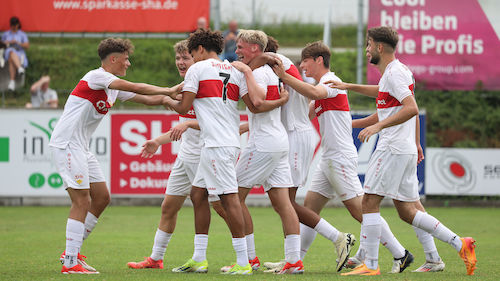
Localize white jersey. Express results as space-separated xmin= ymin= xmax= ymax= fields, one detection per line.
xmin=177 ymin=107 xmax=202 ymax=163
xmin=276 ymin=53 xmax=313 ymax=132
xmin=183 ymin=58 xmax=247 ymax=148
xmin=49 ymin=67 xmax=136 ymax=150
xmin=315 ymin=72 xmax=357 ymax=159
xmin=247 ymin=64 xmax=289 ymax=152
xmin=376 ymin=59 xmax=417 ymax=155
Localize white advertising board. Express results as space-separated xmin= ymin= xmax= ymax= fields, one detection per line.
xmin=426 ymin=148 xmax=500 ymax=195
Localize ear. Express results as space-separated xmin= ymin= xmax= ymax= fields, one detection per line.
xmin=315 ymin=56 xmax=324 ymax=66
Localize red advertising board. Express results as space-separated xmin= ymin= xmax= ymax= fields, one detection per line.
xmin=368 ymin=0 xmax=500 ymax=90
xmin=1 ymin=0 xmax=209 ymax=32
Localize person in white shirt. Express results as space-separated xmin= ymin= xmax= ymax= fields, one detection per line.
xmin=328 ymin=26 xmax=477 ymax=276
xmin=26 ymin=75 xmax=58 ymax=108
xmin=49 ymin=38 xmax=182 ymax=275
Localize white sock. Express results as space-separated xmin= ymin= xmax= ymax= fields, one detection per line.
xmin=64 ymin=219 xmax=85 ymax=268
xmin=380 ymin=216 xmax=405 ymax=259
xmin=314 ymin=218 xmax=339 ymax=243
xmin=413 ymin=225 xmax=441 ymax=262
xmin=150 ymin=229 xmax=172 ymax=261
xmin=362 ymin=213 xmax=381 ymax=270
xmin=412 ymin=210 xmax=462 ymax=252
xmin=284 ymin=234 xmax=301 ymax=264
xmin=232 ymin=237 xmax=249 ymax=267
xmin=245 ymin=233 xmax=256 ymax=260
xmin=192 ymin=234 xmax=208 ymax=262
xmin=83 ymin=212 xmax=98 ymax=240
xmin=300 ymin=223 xmax=317 ymax=260
xmin=354 ymin=225 xmax=366 ymax=261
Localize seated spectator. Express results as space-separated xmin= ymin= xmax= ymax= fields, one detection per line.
xmin=2 ymin=16 xmax=29 ymax=91
xmin=221 ymin=20 xmax=239 ymax=62
xmin=25 ymin=75 xmax=58 ymax=109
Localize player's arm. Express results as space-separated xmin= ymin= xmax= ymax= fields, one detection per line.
xmin=358 ymin=95 xmax=418 ymax=142
xmin=239 ymin=122 xmax=249 ymax=135
xmin=231 ymin=61 xmax=266 ymax=107
xmin=352 ymin=112 xmax=379 ymax=128
xmin=324 ymin=81 xmax=379 ymax=98
xmin=169 ymin=120 xmax=200 ymax=141
xmin=241 ymin=86 xmax=289 ymax=113
xmin=141 ymin=131 xmax=173 ymax=158
xmin=416 ymin=113 xmax=424 ymax=164
xmin=162 ymin=91 xmax=196 ymax=115
xmin=127 ymin=94 xmax=166 ymax=106
xmin=271 ymin=58 xmax=328 ymax=100
xmin=109 ymin=79 xmax=183 ymax=97
xmin=308 ymin=101 xmax=316 ymax=120
xmin=247 ymin=53 xmax=278 ymax=70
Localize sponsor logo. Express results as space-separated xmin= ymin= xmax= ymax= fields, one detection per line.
xmin=432 ymin=151 xmax=475 ymax=193
xmin=377 ymin=99 xmax=386 ymax=105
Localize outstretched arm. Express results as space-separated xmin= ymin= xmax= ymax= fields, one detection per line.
xmin=141 ymin=131 xmax=173 ymax=158
xmin=352 ymin=112 xmax=378 ymax=128
xmin=109 ymin=79 xmax=183 ymax=97
xmin=324 ymin=80 xmax=379 ymax=98
xmin=162 ymin=91 xmax=196 ymax=115
xmin=127 ymin=94 xmax=166 ymax=106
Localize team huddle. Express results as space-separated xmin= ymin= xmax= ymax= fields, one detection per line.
xmin=49 ymin=26 xmax=477 ymax=276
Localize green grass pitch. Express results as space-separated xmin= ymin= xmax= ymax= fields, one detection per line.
xmin=1 ymin=205 xmax=498 ymax=280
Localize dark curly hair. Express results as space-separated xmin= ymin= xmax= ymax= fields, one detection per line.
xmin=97 ymin=38 xmax=134 ymax=60
xmin=265 ymin=36 xmax=279 ymax=53
xmin=187 ymin=29 xmax=223 ymax=55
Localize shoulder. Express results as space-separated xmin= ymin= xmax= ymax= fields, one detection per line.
xmin=319 ymin=72 xmax=341 ymax=83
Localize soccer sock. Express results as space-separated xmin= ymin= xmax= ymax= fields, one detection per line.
xmin=413 ymin=225 xmax=441 ymax=262
xmin=150 ymin=229 xmax=172 ymax=261
xmin=412 ymin=210 xmax=462 ymax=252
xmin=83 ymin=212 xmax=98 ymax=240
xmin=64 ymin=219 xmax=85 ymax=268
xmin=192 ymin=234 xmax=208 ymax=262
xmin=380 ymin=216 xmax=405 ymax=259
xmin=245 ymin=233 xmax=256 ymax=260
xmin=300 ymin=223 xmax=317 ymax=260
xmin=314 ymin=218 xmax=339 ymax=243
xmin=284 ymin=234 xmax=301 ymax=264
xmin=232 ymin=237 xmax=249 ymax=267
xmin=362 ymin=213 xmax=381 ymax=270
xmin=354 ymin=225 xmax=366 ymax=261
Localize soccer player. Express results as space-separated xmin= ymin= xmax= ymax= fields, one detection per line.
xmin=226 ymin=29 xmax=305 ymax=274
xmin=326 ymin=26 xmax=476 ymax=276
xmin=270 ymin=41 xmax=414 ymax=273
xmin=126 ymin=40 xmax=230 ymax=270
xmin=49 ymin=38 xmax=182 ymax=274
xmin=162 ymin=29 xmax=254 ymax=275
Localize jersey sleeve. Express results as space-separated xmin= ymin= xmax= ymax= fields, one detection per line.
xmin=20 ymin=31 xmax=29 ymax=43
xmin=117 ymin=90 xmax=137 ymax=101
xmin=87 ymin=70 xmax=119 ymax=90
xmin=388 ymin=69 xmax=413 ymax=102
xmin=252 ymin=67 xmax=268 ymax=91
xmin=183 ymin=63 xmax=200 ymax=94
xmin=236 ymin=71 xmax=248 ymax=98
xmin=319 ymin=75 xmax=346 ymax=98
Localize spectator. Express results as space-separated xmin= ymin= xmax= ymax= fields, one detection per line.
xmin=26 ymin=75 xmax=58 ymax=109
xmin=221 ymin=20 xmax=239 ymax=62
xmin=193 ymin=16 xmax=208 ymax=32
xmin=2 ymin=16 xmax=29 ymax=91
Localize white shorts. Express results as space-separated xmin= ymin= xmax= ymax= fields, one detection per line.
xmin=288 ymin=129 xmax=316 ymax=188
xmin=236 ymin=146 xmax=293 ymax=191
xmin=50 ymin=145 xmax=105 ymax=190
xmin=192 ymin=146 xmax=239 ymax=196
xmin=166 ymin=158 xmax=220 ymax=202
xmin=363 ymin=149 xmax=419 ymax=202
xmin=309 ymin=156 xmax=363 ymax=201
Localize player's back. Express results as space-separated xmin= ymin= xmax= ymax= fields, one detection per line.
xmin=183 ymin=59 xmax=248 ymax=148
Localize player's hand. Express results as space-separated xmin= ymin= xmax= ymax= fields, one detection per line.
xmin=162 ymin=96 xmax=174 ymax=110
xmin=279 ymin=86 xmax=289 ymax=103
xmin=239 ymin=122 xmax=249 ymax=135
xmin=324 ymin=80 xmax=349 ymax=90
xmin=417 ymin=144 xmax=424 ymax=164
xmin=170 ymin=123 xmax=188 ymax=141
xmin=270 ymin=58 xmax=286 ymax=78
xmin=358 ymin=124 xmax=381 ymax=143
xmin=141 ymin=140 xmax=160 ymax=158
xmin=168 ymin=82 xmax=184 ymax=96
xmin=231 ymin=61 xmax=252 ymax=74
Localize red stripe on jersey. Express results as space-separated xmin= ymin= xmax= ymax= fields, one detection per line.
xmin=266 ymin=85 xmax=280 ymax=100
xmin=71 ymin=80 xmax=110 ymax=115
xmin=196 ymin=80 xmax=239 ymax=101
xmin=376 ymin=91 xmax=401 ymax=108
xmin=180 ymin=106 xmax=196 ymax=119
xmin=285 ymin=64 xmax=303 ymax=81
xmin=314 ymin=94 xmax=350 ymax=116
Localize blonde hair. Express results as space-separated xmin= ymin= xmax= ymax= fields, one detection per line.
xmin=173 ymin=39 xmax=189 ymax=54
xmin=236 ymin=29 xmax=268 ymax=51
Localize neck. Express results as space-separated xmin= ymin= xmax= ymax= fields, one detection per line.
xmin=377 ymin=54 xmax=396 ymax=75
xmin=204 ymin=51 xmax=221 ymax=61
xmin=313 ymin=67 xmax=329 ymax=82
xmin=101 ymin=64 xmax=115 ymax=75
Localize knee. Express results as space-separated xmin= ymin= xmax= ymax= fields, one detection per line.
xmin=73 ymin=196 xmax=91 ymax=209
xmin=94 ymin=192 xmax=111 ymax=208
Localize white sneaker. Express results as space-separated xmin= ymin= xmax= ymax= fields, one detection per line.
xmin=7 ymin=80 xmax=15 ymax=91
xmin=345 ymin=256 xmax=363 ymax=269
xmin=412 ymin=260 xmax=445 ymax=272
xmin=263 ymin=260 xmax=285 ymax=273
xmin=334 ymin=232 xmax=356 ymax=272
xmin=17 ymin=66 xmax=25 ymax=75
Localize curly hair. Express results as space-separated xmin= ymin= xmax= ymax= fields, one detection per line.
xmin=367 ymin=26 xmax=399 ymax=50
xmin=301 ymin=41 xmax=330 ymax=68
xmin=187 ymin=29 xmax=223 ymax=54
xmin=97 ymin=38 xmax=134 ymax=60
xmin=265 ymin=36 xmax=279 ymax=53
xmin=173 ymin=39 xmax=189 ymax=54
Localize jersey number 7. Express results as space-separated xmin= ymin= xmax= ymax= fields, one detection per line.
xmin=219 ymin=72 xmax=230 ymax=103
